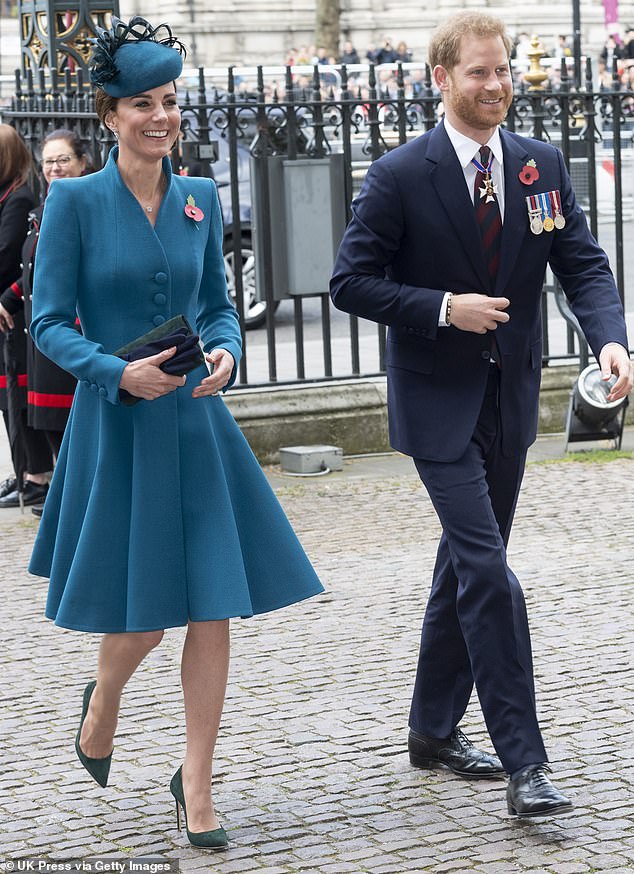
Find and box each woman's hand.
[119,346,186,401]
[0,303,14,332]
[192,349,235,398]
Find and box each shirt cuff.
[438,292,451,327]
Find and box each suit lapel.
[426,123,491,292]
[497,132,531,295]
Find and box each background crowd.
[274,27,634,99]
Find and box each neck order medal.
[471,151,498,204]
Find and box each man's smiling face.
[434,34,513,142]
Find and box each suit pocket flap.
[530,339,541,370]
[386,337,434,374]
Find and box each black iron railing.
[2,59,633,387]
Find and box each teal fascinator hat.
[89,16,186,98]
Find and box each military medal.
[526,195,543,234]
[479,176,498,203]
[539,192,554,232]
[471,151,498,203]
[530,214,544,234]
[551,190,566,229]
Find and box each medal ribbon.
[550,190,563,215]
[471,153,494,176]
[539,192,552,222]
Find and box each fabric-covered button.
[153,314,166,326]
[154,272,167,285]
[82,379,90,387]
[90,383,98,392]
[98,387,107,397]
[481,350,491,360]
[153,293,166,305]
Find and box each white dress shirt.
[438,120,505,326]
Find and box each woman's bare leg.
[180,619,230,832]
[79,630,164,758]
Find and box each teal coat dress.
[29,148,323,633]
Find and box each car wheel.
[223,233,278,330]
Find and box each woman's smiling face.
[41,138,86,185]
[107,83,181,161]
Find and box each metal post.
[572,0,582,90]
[227,66,248,384]
[253,65,277,382]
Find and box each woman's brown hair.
[95,89,119,126]
[0,124,33,189]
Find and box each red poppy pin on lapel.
[519,159,539,185]
[184,194,204,228]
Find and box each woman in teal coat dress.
[29,17,323,850]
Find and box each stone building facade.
[130,0,634,69]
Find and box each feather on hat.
[90,16,186,98]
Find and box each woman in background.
[0,124,40,507]
[0,129,88,514]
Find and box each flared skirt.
[29,366,323,632]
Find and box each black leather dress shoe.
[0,480,48,508]
[507,765,573,817]
[0,476,17,499]
[408,727,505,779]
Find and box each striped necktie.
[474,145,502,282]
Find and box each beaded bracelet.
[446,293,453,326]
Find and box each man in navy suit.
[331,12,632,817]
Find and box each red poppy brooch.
[519,159,539,185]
[184,194,204,228]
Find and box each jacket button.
[154,272,167,285]
[153,314,166,326]
[481,350,491,360]
[98,387,107,397]
[90,383,98,392]
[407,327,415,334]
[82,379,90,386]
[153,293,166,305]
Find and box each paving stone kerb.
[225,370,634,463]
[1,453,634,872]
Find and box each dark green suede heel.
[75,680,112,788]
[170,766,228,850]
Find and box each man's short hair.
[428,12,513,71]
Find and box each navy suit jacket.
[330,122,629,461]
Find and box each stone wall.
[2,2,631,89]
[224,368,634,464]
[130,0,634,69]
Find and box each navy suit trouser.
[410,366,548,774]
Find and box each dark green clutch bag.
[115,314,205,406]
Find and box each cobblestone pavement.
[1,434,634,873]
